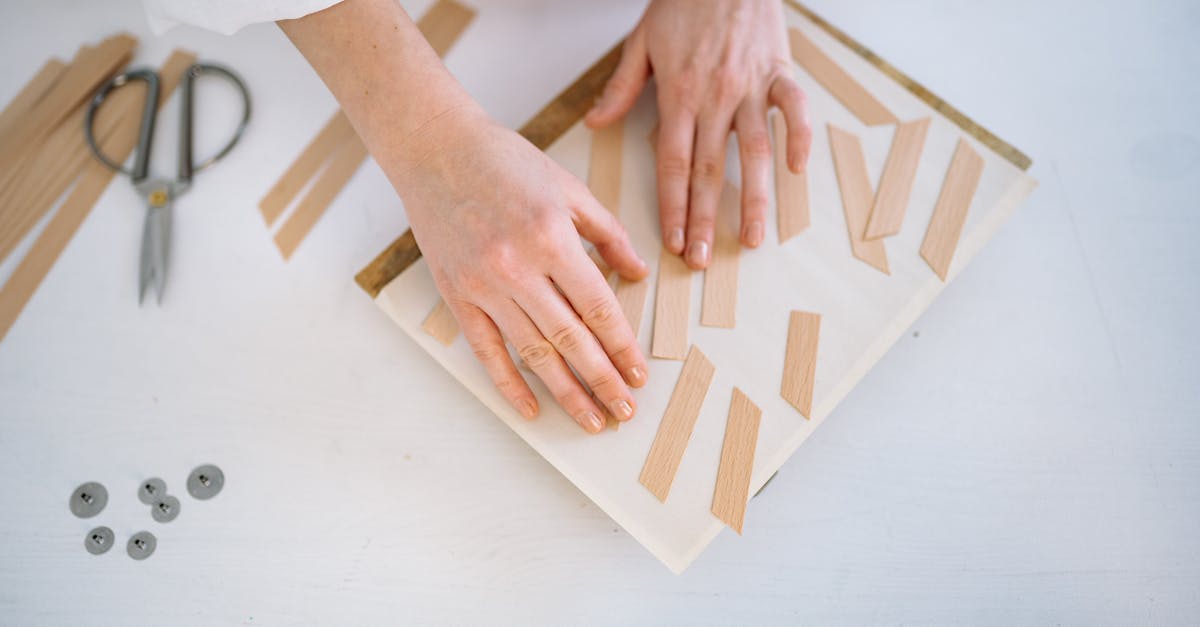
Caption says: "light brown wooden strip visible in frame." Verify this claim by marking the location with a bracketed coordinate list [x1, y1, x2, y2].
[587, 246, 612, 279]
[0, 34, 137, 173]
[788, 28, 897, 126]
[711, 387, 762, 534]
[273, 137, 369, 260]
[258, 112, 355, 226]
[828, 124, 889, 274]
[587, 119, 623, 217]
[416, 0, 477, 56]
[781, 310, 821, 418]
[421, 298, 460, 346]
[614, 277, 649, 339]
[920, 138, 985, 280]
[772, 114, 809, 243]
[639, 345, 716, 501]
[651, 248, 691, 360]
[700, 182, 740, 328]
[0, 58, 67, 142]
[865, 117, 931, 240]
[0, 50, 196, 342]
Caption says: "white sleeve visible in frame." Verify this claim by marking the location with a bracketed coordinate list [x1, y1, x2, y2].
[140, 0, 346, 35]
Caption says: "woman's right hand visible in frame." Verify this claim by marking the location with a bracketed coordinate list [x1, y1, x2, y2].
[389, 106, 650, 434]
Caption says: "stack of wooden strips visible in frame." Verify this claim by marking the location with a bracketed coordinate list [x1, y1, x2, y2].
[0, 34, 198, 341]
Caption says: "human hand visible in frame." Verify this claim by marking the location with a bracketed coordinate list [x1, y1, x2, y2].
[585, 0, 812, 269]
[392, 106, 650, 434]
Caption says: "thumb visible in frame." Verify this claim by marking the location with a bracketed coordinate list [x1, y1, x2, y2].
[573, 193, 649, 281]
[585, 30, 650, 129]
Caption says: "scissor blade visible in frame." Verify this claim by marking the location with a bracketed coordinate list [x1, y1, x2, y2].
[138, 206, 171, 305]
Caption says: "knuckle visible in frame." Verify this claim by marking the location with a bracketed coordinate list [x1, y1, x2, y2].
[549, 323, 586, 353]
[693, 158, 723, 184]
[518, 341, 556, 369]
[581, 299, 619, 329]
[740, 131, 772, 159]
[657, 156, 691, 180]
[586, 371, 619, 393]
[471, 340, 507, 364]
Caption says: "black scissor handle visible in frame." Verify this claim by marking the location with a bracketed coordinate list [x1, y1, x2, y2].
[178, 63, 252, 185]
[84, 69, 160, 183]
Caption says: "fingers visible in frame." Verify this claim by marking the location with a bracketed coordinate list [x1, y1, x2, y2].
[655, 104, 696, 256]
[767, 73, 812, 172]
[585, 28, 650, 129]
[734, 97, 771, 248]
[451, 300, 539, 420]
[684, 110, 733, 269]
[572, 189, 648, 281]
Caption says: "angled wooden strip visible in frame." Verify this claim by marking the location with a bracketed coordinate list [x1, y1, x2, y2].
[0, 50, 196, 342]
[614, 277, 649, 339]
[639, 345, 716, 501]
[920, 138, 985, 280]
[865, 117, 931, 240]
[828, 124, 889, 274]
[651, 249, 691, 360]
[587, 246, 612, 279]
[772, 114, 809, 243]
[587, 119, 624, 217]
[0, 58, 67, 141]
[788, 28, 897, 126]
[711, 387, 762, 534]
[416, 0, 477, 56]
[700, 182, 740, 328]
[781, 310, 821, 418]
[258, 112, 355, 226]
[421, 298, 460, 346]
[273, 137, 369, 260]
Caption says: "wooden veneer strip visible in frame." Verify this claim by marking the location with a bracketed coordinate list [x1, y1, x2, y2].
[865, 117, 931, 240]
[772, 114, 809, 243]
[651, 248, 691, 360]
[920, 138, 984, 280]
[0, 50, 197, 342]
[0, 58, 67, 142]
[711, 387, 762, 534]
[828, 124, 889, 275]
[787, 27, 896, 126]
[700, 182, 740, 328]
[781, 310, 821, 418]
[273, 137, 369, 259]
[258, 112, 355, 226]
[639, 345, 716, 502]
[614, 277, 649, 340]
[587, 118, 624, 217]
[421, 298, 460, 346]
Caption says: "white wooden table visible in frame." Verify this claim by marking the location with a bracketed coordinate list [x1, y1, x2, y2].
[1, 0, 1197, 624]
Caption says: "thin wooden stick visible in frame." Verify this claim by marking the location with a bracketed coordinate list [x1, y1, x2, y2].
[0, 58, 67, 143]
[828, 124, 889, 274]
[651, 248, 691, 360]
[422, 298, 460, 346]
[865, 117, 931, 240]
[700, 182, 740, 328]
[587, 119, 623, 217]
[772, 114, 809, 243]
[614, 277, 649, 340]
[920, 138, 984, 280]
[781, 310, 821, 418]
[788, 28, 896, 126]
[258, 112, 355, 226]
[639, 345, 716, 502]
[711, 387, 762, 534]
[272, 137, 369, 260]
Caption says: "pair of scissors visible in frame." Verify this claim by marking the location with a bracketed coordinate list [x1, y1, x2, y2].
[84, 63, 251, 305]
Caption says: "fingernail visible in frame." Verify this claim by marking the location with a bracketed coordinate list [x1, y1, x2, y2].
[686, 240, 709, 267]
[518, 399, 537, 419]
[611, 399, 634, 421]
[628, 366, 646, 386]
[578, 410, 604, 433]
[666, 228, 684, 253]
[745, 222, 764, 247]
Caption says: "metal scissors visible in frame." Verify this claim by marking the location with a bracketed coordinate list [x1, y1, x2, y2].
[84, 63, 251, 305]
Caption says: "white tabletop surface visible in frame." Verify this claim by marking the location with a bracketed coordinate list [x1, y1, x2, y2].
[1, 0, 1197, 624]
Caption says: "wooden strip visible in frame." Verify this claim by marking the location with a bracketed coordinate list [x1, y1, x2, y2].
[865, 117, 931, 240]
[0, 58, 67, 141]
[772, 114, 809, 243]
[614, 277, 649, 339]
[920, 138, 985, 280]
[0, 34, 137, 173]
[0, 50, 196, 342]
[828, 124, 889, 274]
[258, 112, 355, 226]
[700, 182, 740, 328]
[639, 345, 716, 501]
[587, 119, 624, 217]
[711, 387, 762, 534]
[421, 298, 460, 346]
[788, 27, 896, 126]
[272, 137, 369, 259]
[651, 248, 691, 360]
[781, 310, 821, 418]
[416, 0, 477, 56]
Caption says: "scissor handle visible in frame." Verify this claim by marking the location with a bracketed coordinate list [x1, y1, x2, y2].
[84, 69, 160, 183]
[178, 63, 252, 185]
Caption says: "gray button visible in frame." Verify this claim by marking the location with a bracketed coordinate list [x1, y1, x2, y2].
[186, 464, 224, 500]
[137, 477, 167, 505]
[127, 531, 157, 560]
[84, 526, 114, 555]
[151, 495, 181, 523]
[69, 482, 108, 519]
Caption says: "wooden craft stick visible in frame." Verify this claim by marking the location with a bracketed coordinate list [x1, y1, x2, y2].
[865, 117, 931, 240]
[700, 183, 741, 328]
[587, 119, 623, 217]
[788, 28, 897, 126]
[920, 138, 985, 280]
[273, 137, 369, 259]
[711, 387, 762, 534]
[772, 114, 809, 243]
[614, 277, 649, 339]
[781, 310, 821, 418]
[639, 345, 716, 502]
[0, 50, 196, 342]
[651, 248, 691, 360]
[0, 34, 137, 173]
[416, 0, 477, 56]
[828, 124, 889, 274]
[421, 298, 460, 346]
[257, 112, 355, 226]
[0, 58, 67, 141]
